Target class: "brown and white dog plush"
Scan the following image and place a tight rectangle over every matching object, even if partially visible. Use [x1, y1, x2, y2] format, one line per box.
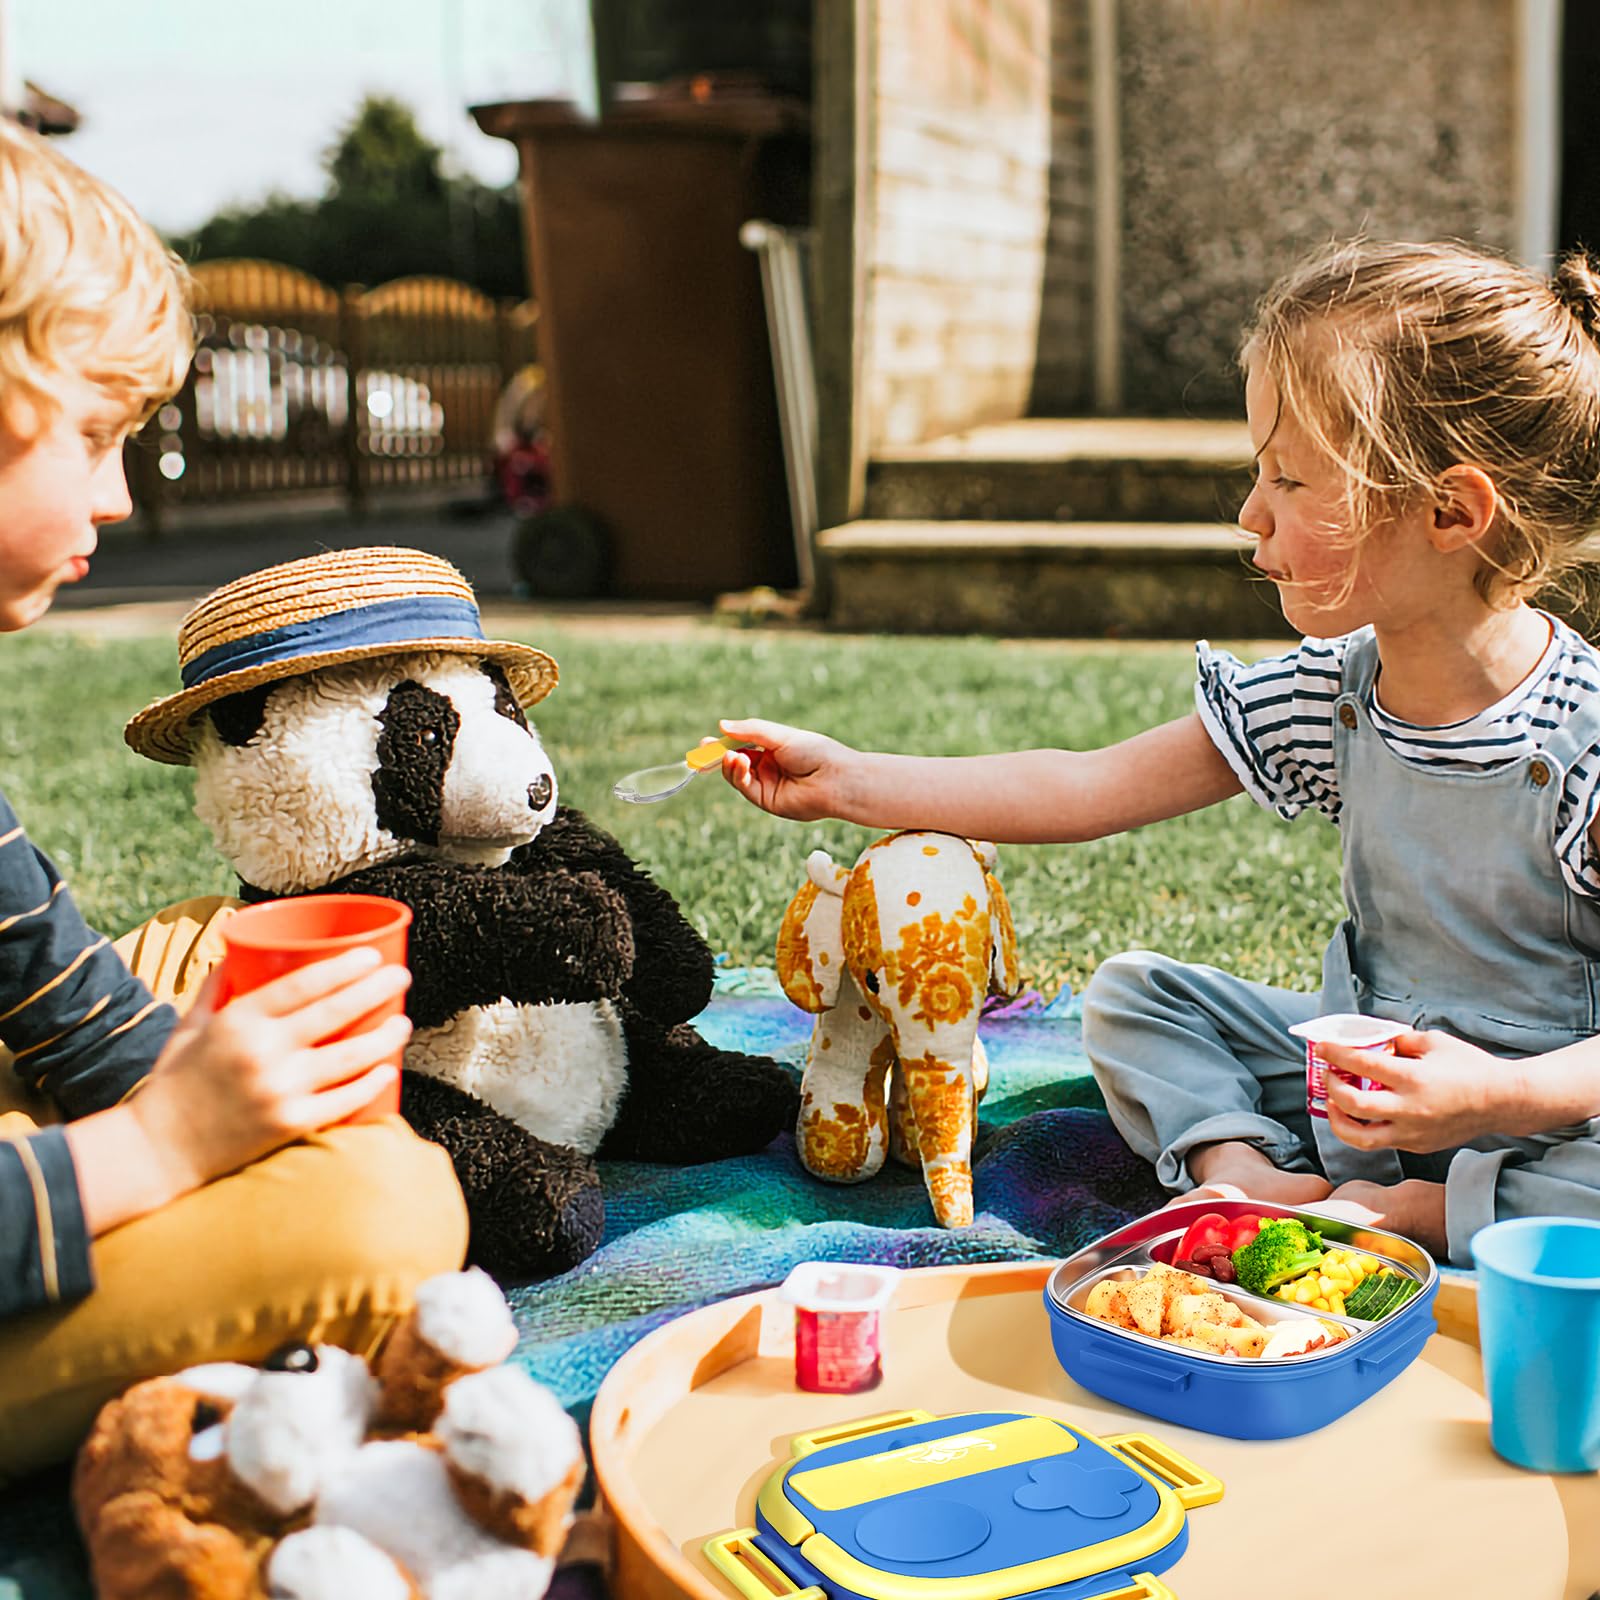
[73, 1270, 584, 1600]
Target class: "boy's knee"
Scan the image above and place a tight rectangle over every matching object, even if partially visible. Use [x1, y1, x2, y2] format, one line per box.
[290, 1118, 468, 1289]
[0, 1122, 468, 1485]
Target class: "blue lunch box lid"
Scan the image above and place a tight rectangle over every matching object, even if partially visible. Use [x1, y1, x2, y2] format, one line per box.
[708, 1408, 1223, 1600]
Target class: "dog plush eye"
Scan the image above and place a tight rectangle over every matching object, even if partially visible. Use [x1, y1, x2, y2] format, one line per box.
[262, 1343, 319, 1375]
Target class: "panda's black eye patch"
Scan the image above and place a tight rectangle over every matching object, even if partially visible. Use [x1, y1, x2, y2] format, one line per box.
[483, 661, 528, 729]
[205, 682, 276, 747]
[374, 680, 459, 845]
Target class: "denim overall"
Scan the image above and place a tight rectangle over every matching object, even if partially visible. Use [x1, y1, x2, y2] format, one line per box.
[1085, 628, 1600, 1264]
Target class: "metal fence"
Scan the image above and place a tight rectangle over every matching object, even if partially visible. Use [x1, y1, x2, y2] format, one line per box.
[127, 260, 538, 528]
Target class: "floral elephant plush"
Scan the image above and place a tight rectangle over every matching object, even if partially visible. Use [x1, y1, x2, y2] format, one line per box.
[775, 830, 1020, 1227]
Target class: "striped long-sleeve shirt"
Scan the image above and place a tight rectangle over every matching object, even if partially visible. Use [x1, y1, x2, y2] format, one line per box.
[0, 789, 175, 1321]
[1195, 614, 1600, 899]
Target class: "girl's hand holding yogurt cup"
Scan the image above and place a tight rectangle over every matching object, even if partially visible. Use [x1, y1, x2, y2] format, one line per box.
[1323, 1030, 1534, 1152]
[1288, 1013, 1410, 1125]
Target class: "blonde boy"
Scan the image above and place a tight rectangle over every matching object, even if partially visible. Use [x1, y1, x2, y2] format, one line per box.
[0, 122, 466, 1482]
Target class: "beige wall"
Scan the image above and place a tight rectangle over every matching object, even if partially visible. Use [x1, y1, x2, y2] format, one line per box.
[861, 0, 1054, 449]
[1114, 0, 1519, 414]
[847, 0, 1523, 454]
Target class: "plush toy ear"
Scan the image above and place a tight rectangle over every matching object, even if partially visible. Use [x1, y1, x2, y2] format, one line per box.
[985, 871, 1020, 996]
[776, 851, 847, 1011]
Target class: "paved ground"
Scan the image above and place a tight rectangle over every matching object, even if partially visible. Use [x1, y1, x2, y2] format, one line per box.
[65, 504, 528, 608]
[41, 498, 1282, 653]
[44, 502, 763, 640]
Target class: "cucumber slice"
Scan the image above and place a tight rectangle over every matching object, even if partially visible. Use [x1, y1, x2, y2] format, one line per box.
[1345, 1272, 1421, 1320]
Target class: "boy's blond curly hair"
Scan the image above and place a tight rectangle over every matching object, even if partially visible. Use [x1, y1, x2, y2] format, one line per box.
[1241, 238, 1600, 607]
[0, 120, 191, 431]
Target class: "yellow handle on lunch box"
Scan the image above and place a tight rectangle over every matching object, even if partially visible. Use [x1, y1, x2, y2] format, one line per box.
[1083, 1575, 1179, 1600]
[1102, 1432, 1225, 1509]
[703, 1528, 826, 1600]
[788, 1409, 935, 1458]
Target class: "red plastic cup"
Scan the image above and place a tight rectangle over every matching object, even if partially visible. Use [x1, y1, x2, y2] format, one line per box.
[216, 894, 412, 1122]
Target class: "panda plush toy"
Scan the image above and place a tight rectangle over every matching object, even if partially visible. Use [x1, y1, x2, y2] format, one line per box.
[122, 548, 799, 1281]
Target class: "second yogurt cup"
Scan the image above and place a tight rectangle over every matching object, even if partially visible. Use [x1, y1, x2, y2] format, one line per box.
[1288, 1012, 1410, 1118]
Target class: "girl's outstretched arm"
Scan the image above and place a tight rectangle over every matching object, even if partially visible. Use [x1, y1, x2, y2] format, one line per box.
[718, 712, 1242, 843]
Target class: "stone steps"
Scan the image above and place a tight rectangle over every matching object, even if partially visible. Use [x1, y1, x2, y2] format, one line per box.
[826, 418, 1274, 637]
[819, 520, 1292, 638]
[864, 417, 1254, 525]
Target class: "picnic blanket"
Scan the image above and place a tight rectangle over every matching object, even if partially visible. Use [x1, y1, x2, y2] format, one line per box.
[0, 972, 1164, 1599]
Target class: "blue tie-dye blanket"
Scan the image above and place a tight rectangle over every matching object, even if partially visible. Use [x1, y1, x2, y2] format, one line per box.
[0, 976, 1162, 1599]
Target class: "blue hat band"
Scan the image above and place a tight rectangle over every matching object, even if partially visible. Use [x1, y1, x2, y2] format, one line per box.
[181, 596, 487, 690]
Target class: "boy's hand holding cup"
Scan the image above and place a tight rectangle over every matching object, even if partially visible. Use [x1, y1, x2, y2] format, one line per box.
[110, 896, 415, 1221]
[214, 893, 414, 1123]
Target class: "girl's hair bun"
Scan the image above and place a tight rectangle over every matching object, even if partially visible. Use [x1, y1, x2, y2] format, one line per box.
[1553, 252, 1600, 341]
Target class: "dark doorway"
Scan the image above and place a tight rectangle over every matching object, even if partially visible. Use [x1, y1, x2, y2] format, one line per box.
[1560, 4, 1600, 255]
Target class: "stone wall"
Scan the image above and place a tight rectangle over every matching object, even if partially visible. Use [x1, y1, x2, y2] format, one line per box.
[1114, 0, 1518, 415]
[862, 0, 1053, 449]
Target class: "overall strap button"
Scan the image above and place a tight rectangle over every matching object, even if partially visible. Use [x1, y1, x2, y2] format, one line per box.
[1530, 759, 1552, 788]
[1338, 704, 1358, 729]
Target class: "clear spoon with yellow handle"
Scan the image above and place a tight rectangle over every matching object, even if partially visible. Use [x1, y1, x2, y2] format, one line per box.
[612, 739, 734, 804]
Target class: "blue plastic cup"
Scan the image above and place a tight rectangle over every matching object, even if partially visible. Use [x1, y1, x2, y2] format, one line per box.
[1471, 1216, 1600, 1473]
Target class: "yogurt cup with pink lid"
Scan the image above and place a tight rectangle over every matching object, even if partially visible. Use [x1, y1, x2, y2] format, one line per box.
[1288, 1013, 1410, 1118]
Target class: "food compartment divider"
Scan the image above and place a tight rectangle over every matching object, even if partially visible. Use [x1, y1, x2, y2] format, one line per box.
[1060, 1263, 1369, 1357]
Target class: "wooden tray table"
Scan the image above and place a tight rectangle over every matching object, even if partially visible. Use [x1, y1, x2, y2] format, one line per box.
[588, 1263, 1599, 1600]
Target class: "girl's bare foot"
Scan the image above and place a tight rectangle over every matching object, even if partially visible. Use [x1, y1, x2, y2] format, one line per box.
[1188, 1140, 1332, 1205]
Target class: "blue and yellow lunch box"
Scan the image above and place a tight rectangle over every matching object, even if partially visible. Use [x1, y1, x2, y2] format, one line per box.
[704, 1408, 1223, 1600]
[1044, 1200, 1439, 1440]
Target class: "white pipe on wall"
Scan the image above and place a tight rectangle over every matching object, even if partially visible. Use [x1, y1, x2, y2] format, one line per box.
[1090, 0, 1123, 413]
[1516, 0, 1562, 269]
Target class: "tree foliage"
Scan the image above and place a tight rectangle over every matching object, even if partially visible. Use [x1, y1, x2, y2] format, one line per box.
[169, 96, 527, 299]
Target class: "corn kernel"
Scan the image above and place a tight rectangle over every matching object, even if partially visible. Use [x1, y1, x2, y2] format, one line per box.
[1359, 1256, 1380, 1275]
[1329, 1294, 1345, 1315]
[1295, 1282, 1315, 1303]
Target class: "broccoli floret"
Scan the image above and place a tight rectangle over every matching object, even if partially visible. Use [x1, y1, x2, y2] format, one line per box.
[1231, 1218, 1327, 1296]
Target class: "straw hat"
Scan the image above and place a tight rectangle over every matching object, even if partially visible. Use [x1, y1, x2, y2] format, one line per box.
[124, 547, 559, 766]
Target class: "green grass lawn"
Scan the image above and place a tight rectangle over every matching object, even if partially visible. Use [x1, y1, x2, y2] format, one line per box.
[0, 625, 1344, 1000]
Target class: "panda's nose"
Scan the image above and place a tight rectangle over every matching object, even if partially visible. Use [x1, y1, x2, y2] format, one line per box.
[528, 775, 554, 811]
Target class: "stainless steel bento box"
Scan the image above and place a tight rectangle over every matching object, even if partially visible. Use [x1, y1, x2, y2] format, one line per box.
[1043, 1198, 1439, 1439]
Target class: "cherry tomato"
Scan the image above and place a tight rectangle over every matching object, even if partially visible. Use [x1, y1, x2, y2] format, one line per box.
[1174, 1210, 1264, 1263]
